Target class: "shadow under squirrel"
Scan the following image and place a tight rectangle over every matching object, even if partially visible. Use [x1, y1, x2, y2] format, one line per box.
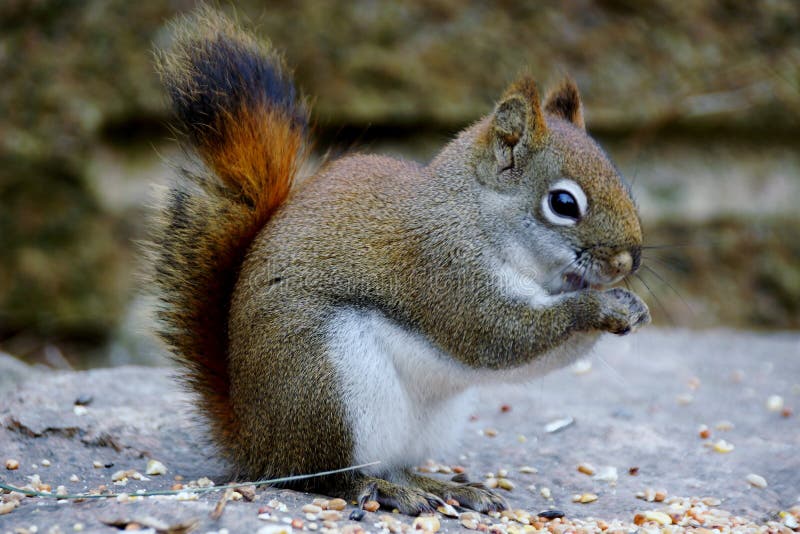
[148, 8, 650, 515]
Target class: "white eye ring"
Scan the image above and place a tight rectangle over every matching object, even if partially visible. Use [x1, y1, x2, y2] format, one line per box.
[541, 179, 588, 226]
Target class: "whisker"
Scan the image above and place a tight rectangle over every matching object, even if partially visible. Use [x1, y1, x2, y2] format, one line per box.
[579, 259, 591, 290]
[628, 164, 640, 192]
[641, 254, 685, 274]
[640, 244, 693, 250]
[640, 241, 717, 250]
[634, 272, 675, 326]
[544, 255, 582, 288]
[623, 278, 633, 292]
[641, 264, 694, 317]
[595, 354, 633, 390]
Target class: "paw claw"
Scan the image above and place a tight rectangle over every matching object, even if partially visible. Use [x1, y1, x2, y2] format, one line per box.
[445, 484, 508, 513]
[599, 288, 650, 335]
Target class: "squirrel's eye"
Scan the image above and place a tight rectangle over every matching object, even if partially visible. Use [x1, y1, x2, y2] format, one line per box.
[549, 190, 580, 220]
[540, 179, 587, 226]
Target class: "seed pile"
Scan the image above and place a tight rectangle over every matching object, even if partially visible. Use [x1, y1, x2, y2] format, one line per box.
[254, 500, 800, 534]
[484, 469, 517, 492]
[3, 458, 799, 533]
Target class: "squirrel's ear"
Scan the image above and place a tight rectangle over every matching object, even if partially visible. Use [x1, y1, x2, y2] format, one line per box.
[489, 77, 548, 173]
[544, 78, 585, 130]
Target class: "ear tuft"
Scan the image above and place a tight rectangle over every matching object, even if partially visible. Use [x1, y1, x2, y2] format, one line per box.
[499, 77, 548, 147]
[544, 78, 585, 130]
[487, 77, 548, 173]
[494, 97, 527, 145]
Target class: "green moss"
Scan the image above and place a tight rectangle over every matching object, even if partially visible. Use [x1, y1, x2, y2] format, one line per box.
[2, 0, 799, 350]
[0, 155, 129, 337]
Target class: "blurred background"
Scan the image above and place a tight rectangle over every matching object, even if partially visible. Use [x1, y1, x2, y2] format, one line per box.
[1, 0, 799, 369]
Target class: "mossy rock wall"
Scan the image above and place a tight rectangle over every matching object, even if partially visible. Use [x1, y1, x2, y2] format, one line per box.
[1, 1, 798, 356]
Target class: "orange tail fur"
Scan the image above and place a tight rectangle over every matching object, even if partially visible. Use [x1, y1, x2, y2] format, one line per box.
[148, 7, 308, 456]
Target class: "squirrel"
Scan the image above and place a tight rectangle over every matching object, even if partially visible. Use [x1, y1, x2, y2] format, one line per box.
[148, 8, 650, 515]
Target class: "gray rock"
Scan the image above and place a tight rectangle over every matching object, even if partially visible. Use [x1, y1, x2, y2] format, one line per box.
[1, 329, 798, 531]
[0, 353, 45, 396]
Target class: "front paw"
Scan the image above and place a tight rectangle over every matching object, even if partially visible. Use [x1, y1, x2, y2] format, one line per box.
[595, 288, 650, 335]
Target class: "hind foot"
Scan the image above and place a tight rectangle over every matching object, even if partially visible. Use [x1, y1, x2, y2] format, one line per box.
[404, 470, 508, 513]
[339, 474, 445, 515]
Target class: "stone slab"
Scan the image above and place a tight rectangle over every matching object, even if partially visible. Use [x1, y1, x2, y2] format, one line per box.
[1, 329, 798, 532]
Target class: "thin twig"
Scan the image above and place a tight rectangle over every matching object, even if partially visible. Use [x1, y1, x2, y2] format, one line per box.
[0, 461, 380, 501]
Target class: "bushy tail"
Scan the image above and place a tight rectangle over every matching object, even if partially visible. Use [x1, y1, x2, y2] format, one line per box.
[148, 8, 308, 453]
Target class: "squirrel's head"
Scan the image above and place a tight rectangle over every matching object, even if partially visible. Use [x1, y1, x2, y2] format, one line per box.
[468, 76, 642, 295]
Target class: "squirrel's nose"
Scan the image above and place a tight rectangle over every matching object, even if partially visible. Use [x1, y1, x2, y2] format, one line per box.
[611, 250, 633, 276]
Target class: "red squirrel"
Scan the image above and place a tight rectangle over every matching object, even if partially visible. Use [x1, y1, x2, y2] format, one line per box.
[148, 8, 649, 515]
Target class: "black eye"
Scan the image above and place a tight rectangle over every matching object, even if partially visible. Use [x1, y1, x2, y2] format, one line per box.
[549, 190, 581, 220]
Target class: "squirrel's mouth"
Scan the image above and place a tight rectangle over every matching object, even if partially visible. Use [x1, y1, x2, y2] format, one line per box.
[558, 271, 608, 293]
[561, 272, 590, 292]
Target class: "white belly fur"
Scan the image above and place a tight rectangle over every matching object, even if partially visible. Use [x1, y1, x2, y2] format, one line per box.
[327, 308, 600, 475]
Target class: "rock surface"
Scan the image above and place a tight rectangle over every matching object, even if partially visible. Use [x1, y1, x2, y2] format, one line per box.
[1, 328, 798, 532]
